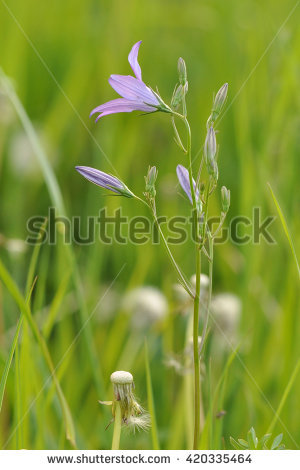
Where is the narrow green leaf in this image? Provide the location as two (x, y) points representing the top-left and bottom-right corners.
(238, 438), (249, 448)
(267, 359), (300, 434)
(0, 219), (47, 413)
(267, 183), (300, 279)
(247, 427), (258, 449)
(258, 433), (272, 450)
(144, 340), (160, 450)
(0, 260), (76, 448)
(0, 316), (23, 412)
(0, 70), (104, 397)
(42, 269), (71, 339)
(230, 436), (243, 450)
(271, 433), (283, 450)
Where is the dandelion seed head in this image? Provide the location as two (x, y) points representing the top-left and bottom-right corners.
(173, 283), (190, 304)
(2, 238), (27, 255)
(0, 89), (15, 125)
(127, 412), (151, 432)
(110, 370), (133, 385)
(122, 286), (168, 329)
(211, 293), (241, 332)
(211, 293), (242, 350)
(190, 274), (210, 298)
(107, 370), (150, 433)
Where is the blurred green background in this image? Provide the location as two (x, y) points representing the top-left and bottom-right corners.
(0, 0), (299, 450)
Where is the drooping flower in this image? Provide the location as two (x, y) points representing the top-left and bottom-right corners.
(75, 166), (134, 198)
(90, 41), (169, 122)
(176, 164), (200, 205)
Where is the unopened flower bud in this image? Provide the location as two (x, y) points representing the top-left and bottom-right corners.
(178, 57), (187, 85)
(204, 127), (218, 179)
(204, 126), (216, 162)
(211, 83), (228, 122)
(144, 166), (158, 200)
(171, 84), (185, 109)
(221, 186), (230, 213)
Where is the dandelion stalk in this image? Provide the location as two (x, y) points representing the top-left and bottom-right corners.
(193, 245), (201, 448)
(151, 206), (194, 298)
(112, 401), (122, 450)
(100, 371), (150, 450)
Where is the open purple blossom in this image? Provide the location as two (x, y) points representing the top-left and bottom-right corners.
(75, 166), (134, 198)
(90, 41), (169, 122)
(176, 164), (200, 205)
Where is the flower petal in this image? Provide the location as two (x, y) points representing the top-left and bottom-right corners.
(90, 98), (154, 121)
(128, 41), (142, 80)
(176, 165), (199, 204)
(75, 166), (123, 193)
(109, 75), (159, 105)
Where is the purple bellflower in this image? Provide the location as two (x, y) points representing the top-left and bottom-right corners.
(90, 41), (169, 122)
(176, 164), (201, 208)
(76, 166), (134, 198)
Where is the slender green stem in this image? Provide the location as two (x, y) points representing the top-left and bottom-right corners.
(193, 245), (201, 449)
(136, 197), (194, 298)
(211, 212), (227, 240)
(112, 402), (122, 450)
(184, 313), (194, 448)
(173, 109), (202, 449)
(181, 113), (202, 450)
(199, 232), (213, 356)
(152, 213), (194, 298)
(171, 116), (187, 153)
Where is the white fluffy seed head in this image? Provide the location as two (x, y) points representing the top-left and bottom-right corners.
(127, 413), (151, 432)
(122, 286), (168, 329)
(187, 335), (202, 348)
(108, 371), (150, 433)
(8, 130), (45, 179)
(173, 283), (190, 303)
(0, 89), (15, 125)
(110, 371), (133, 385)
(211, 293), (241, 332)
(190, 274), (210, 298)
(3, 238), (27, 255)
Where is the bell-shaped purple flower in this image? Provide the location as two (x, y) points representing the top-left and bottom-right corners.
(176, 164), (200, 205)
(90, 41), (168, 122)
(75, 166), (134, 198)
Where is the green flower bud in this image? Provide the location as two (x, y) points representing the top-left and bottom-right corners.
(211, 83), (228, 122)
(178, 57), (187, 85)
(144, 166), (157, 199)
(204, 126), (217, 177)
(171, 84), (185, 109)
(221, 186), (230, 212)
